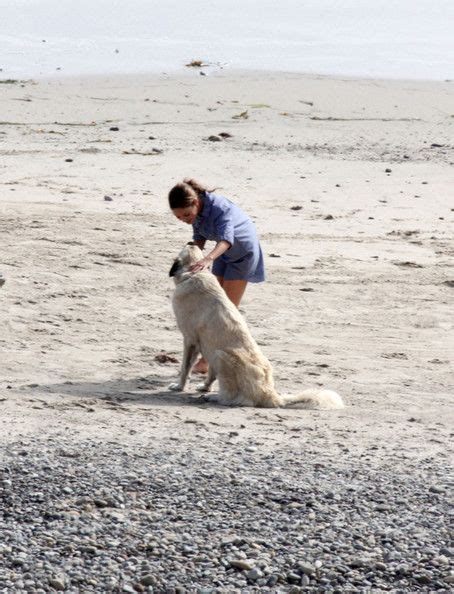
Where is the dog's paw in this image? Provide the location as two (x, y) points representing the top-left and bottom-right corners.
(168, 382), (183, 392)
(196, 382), (212, 393)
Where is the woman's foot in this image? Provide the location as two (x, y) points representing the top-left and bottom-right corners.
(192, 357), (208, 374)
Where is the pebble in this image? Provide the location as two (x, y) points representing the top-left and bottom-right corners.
(297, 562), (315, 575)
(287, 571), (301, 583)
(48, 577), (66, 590)
(246, 567), (263, 581)
(230, 559), (254, 571)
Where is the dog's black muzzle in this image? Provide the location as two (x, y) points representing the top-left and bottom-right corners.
(169, 259), (181, 277)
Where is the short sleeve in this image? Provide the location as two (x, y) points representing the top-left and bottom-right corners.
(214, 210), (234, 246)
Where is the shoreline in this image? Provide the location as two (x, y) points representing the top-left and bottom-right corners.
(4, 67), (454, 86)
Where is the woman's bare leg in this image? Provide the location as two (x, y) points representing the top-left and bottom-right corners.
(222, 279), (248, 307)
(192, 278), (248, 374)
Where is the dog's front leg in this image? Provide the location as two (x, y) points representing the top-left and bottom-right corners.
(169, 341), (198, 392)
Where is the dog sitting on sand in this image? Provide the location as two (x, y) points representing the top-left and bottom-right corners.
(169, 244), (344, 409)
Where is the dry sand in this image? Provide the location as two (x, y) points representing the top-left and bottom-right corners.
(0, 70), (453, 591)
(0, 71), (452, 454)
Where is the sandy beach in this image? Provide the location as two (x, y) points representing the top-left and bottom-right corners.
(0, 71), (453, 591)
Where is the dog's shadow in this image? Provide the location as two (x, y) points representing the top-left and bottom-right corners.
(24, 374), (217, 409)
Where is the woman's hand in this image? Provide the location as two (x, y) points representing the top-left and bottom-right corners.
(189, 256), (213, 273)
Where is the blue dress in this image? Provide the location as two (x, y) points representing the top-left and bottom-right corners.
(192, 192), (265, 283)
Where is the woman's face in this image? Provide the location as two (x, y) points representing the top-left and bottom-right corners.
(172, 199), (200, 225)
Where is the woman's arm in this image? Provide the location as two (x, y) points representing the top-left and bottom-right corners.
(190, 240), (231, 272)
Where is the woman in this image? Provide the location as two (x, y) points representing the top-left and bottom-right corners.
(168, 178), (265, 373)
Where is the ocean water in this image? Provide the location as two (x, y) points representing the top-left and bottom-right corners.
(1, 0), (453, 80)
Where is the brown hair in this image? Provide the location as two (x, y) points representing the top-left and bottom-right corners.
(168, 178), (215, 209)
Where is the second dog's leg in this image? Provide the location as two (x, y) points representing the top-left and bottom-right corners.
(169, 341), (199, 392)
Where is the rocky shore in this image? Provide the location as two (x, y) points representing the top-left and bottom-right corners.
(1, 436), (452, 592)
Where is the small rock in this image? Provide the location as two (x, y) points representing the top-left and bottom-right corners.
(287, 572), (301, 584)
(376, 504), (390, 511)
(109, 126), (120, 131)
(297, 562), (315, 576)
(140, 575), (155, 586)
(246, 568), (263, 581)
(104, 195), (113, 202)
(385, 168), (392, 173)
(267, 575), (279, 586)
(48, 578), (66, 591)
(207, 135), (222, 142)
(65, 158), (73, 162)
(440, 547), (453, 557)
(416, 575), (431, 585)
(230, 559), (254, 571)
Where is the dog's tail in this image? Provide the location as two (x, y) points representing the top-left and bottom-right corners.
(280, 388), (344, 410)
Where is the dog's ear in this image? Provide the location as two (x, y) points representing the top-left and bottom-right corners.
(169, 258), (182, 277)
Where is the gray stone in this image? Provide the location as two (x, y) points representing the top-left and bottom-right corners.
(230, 559), (254, 571)
(297, 561), (315, 575)
(246, 568), (263, 581)
(48, 578), (66, 591)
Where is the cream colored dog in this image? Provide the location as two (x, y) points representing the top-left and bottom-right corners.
(169, 244), (344, 409)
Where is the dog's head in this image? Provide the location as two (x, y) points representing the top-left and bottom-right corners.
(169, 243), (204, 282)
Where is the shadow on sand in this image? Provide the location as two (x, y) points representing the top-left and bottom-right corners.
(22, 373), (215, 409)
